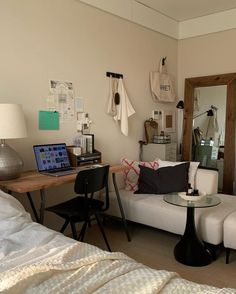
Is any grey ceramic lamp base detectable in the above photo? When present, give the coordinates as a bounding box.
[0,142,23,180]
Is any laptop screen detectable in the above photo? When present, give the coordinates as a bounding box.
[33,143,71,172]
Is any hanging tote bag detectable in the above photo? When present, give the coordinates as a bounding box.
[150,59,176,102]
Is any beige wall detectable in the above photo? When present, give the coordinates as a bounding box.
[177,29,236,97]
[0,0,178,167]
[0,0,177,228]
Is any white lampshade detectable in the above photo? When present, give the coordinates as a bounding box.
[0,104,27,139]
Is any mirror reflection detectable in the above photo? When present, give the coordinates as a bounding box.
[191,85,227,192]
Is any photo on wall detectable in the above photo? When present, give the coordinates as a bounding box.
[162,110,175,133]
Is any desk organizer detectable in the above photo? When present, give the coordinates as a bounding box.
[67,146,102,166]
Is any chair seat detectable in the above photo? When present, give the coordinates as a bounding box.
[45,165,111,251]
[46,196,104,220]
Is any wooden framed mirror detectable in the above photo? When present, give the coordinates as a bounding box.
[182,73,236,194]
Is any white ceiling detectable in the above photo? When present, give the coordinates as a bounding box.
[80,0,236,39]
[136,0,236,21]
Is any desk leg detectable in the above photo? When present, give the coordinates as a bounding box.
[112,173,131,242]
[39,189,46,224]
[26,192,40,223]
[174,207,212,266]
[8,190,40,223]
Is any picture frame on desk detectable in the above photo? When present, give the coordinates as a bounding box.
[162,110,175,133]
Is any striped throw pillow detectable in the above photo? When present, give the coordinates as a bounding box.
[121,158,159,192]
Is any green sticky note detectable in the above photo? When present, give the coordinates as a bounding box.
[39,111,59,130]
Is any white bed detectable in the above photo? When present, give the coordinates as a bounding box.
[0,189,235,294]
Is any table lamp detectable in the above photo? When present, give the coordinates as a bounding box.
[193,108,214,119]
[0,104,27,180]
[176,100,184,109]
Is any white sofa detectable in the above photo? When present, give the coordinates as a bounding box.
[223,211,236,263]
[108,168,236,246]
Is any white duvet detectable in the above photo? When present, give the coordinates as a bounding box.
[0,190,235,294]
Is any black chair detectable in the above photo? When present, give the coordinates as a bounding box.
[46,165,111,251]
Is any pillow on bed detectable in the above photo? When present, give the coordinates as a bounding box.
[121,158,159,192]
[157,159,199,189]
[135,162,190,194]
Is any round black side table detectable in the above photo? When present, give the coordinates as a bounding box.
[164,194,221,267]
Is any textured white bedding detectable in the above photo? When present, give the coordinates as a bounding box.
[0,189,235,293]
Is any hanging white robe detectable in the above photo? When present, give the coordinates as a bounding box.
[107,76,117,116]
[107,77,135,136]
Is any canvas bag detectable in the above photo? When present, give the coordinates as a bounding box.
[150,59,176,102]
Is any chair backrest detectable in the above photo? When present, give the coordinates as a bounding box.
[74,165,109,194]
[74,165,110,211]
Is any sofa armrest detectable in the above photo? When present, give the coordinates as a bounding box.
[195,168,218,195]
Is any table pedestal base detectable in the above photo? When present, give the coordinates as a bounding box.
[174,206,212,267]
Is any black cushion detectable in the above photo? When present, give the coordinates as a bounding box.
[135,162,190,194]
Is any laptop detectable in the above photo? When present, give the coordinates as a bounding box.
[33,143,79,177]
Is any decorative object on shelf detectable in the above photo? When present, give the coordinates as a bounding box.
[0,104,27,180]
[150,57,176,102]
[72,133,94,154]
[144,118,158,143]
[178,191,206,202]
[153,133,171,144]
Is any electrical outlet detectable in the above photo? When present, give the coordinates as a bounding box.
[152,110,162,120]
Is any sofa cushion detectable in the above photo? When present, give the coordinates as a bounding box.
[135,162,189,194]
[223,210,236,249]
[195,168,218,195]
[108,191,236,245]
[121,158,158,192]
[157,159,199,189]
[196,194,236,245]
[108,189,188,236]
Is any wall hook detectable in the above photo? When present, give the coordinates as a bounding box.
[106,71,123,79]
[162,57,166,66]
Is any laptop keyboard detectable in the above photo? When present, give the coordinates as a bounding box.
[54,170,77,176]
[48,167,74,173]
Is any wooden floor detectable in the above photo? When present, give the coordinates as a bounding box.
[83,219,236,289]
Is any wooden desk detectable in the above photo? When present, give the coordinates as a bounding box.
[0,164,131,241]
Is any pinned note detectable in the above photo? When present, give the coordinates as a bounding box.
[39,111,59,130]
